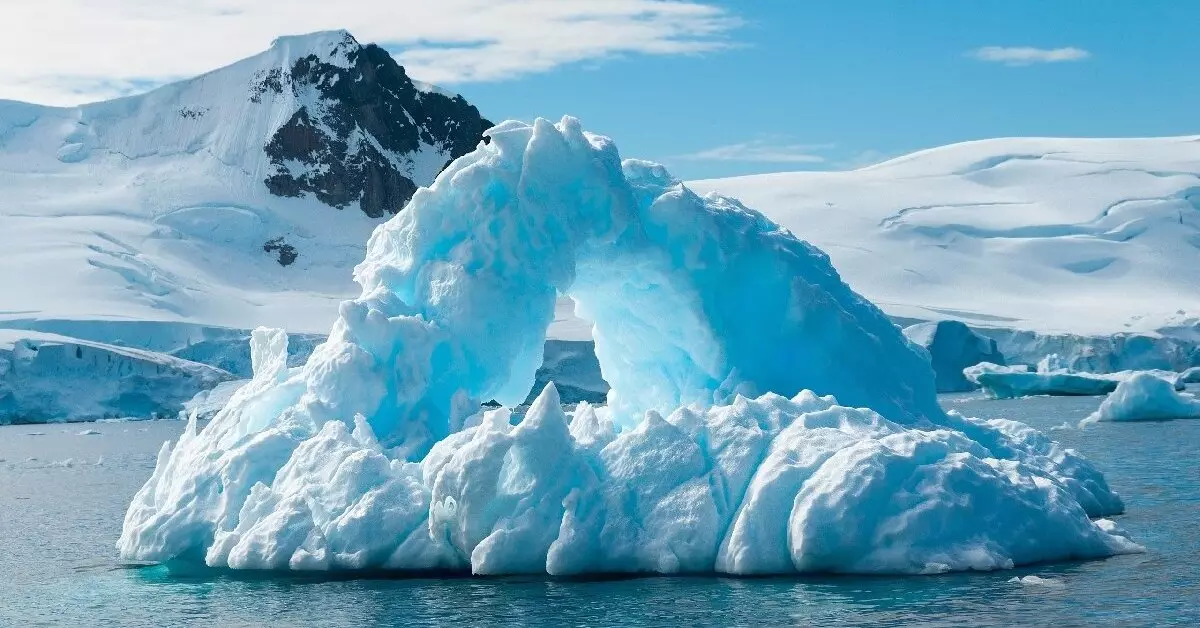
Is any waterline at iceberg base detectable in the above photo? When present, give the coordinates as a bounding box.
[118,118,1139,576]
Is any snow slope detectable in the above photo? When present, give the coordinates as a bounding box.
[0,30,490,338]
[690,136,1200,340]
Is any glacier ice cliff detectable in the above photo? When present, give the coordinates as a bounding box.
[118,118,1138,575]
[0,329,231,424]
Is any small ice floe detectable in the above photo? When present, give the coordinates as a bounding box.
[1009,575,1065,588]
[1081,372,1200,426]
[1049,422,1074,431]
[25,431,45,436]
[77,429,101,436]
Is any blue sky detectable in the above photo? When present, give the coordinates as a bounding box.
[2,1,1196,180]
[451,1,1200,179]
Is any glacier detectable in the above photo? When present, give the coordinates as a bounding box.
[118,118,1138,575]
[0,329,231,424]
[965,357,1184,399]
[1082,372,1200,424]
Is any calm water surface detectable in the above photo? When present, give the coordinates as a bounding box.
[1,393,1197,626]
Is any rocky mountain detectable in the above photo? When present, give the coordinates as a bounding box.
[0,30,492,341]
[256,32,492,218]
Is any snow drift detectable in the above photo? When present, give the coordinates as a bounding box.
[904,321,1006,392]
[1082,372,1200,424]
[118,118,1136,575]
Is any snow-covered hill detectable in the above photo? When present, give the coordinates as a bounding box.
[0,30,490,338]
[691,136,1200,338]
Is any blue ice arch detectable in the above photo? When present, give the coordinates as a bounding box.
[119,118,1138,575]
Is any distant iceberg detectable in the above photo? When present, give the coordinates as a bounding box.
[904,320,1006,392]
[118,118,1138,575]
[1082,372,1200,425]
[965,355,1184,399]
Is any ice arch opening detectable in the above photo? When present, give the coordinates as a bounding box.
[297,117,941,456]
[119,118,1137,575]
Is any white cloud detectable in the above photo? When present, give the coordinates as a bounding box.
[968,46,1091,66]
[0,0,740,105]
[678,140,833,164]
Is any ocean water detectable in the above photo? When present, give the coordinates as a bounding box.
[1,393,1197,627]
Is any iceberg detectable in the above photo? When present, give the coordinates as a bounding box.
[965,357,1184,399]
[1082,372,1200,424]
[904,320,1006,392]
[118,118,1137,575]
[0,329,231,424]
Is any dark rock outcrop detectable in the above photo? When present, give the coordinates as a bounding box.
[259,33,492,218]
[262,237,298,266]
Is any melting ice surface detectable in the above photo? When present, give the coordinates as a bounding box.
[118,118,1139,575]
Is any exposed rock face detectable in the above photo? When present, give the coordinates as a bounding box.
[262,237,297,266]
[259,33,492,218]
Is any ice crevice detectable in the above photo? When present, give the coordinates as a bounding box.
[118,117,1139,575]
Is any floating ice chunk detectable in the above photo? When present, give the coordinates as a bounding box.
[966,361,1183,399]
[1009,575,1065,588]
[118,118,1137,576]
[77,429,101,436]
[1082,372,1200,425]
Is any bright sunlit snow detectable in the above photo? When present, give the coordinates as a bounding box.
[691,137,1200,367]
[117,118,1138,576]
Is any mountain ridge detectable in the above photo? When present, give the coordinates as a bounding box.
[0,30,492,335]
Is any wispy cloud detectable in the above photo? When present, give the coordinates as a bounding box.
[967,46,1091,66]
[678,139,833,164]
[0,0,741,105]
[835,149,897,170]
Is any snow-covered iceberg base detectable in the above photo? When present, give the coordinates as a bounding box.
[120,357,1137,576]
